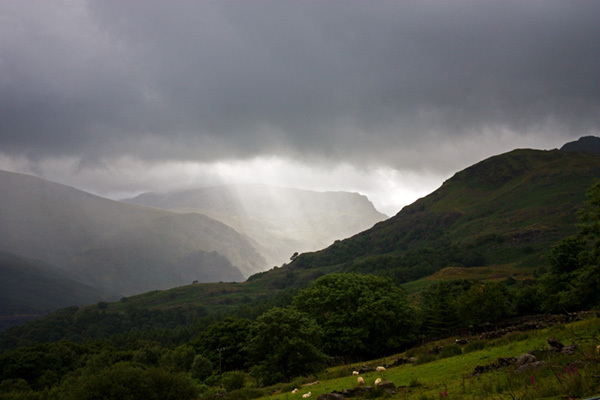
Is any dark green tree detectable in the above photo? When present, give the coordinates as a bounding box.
[221,370,246,392]
[247,307,327,386]
[420,281,462,336]
[293,273,417,358]
[161,345,195,372]
[541,180,600,312]
[456,281,510,326]
[54,362,199,400]
[190,355,213,382]
[192,317,253,372]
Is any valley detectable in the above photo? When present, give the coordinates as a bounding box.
[1,140,600,399]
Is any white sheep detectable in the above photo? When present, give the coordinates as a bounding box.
[597,344,600,354]
[357,376,364,385]
[374,378,382,385]
[352,370,359,375]
[302,392,311,398]
[376,366,386,372]
[291,388,298,394]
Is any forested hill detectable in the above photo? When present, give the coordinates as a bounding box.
[79,146,600,314]
[3,145,600,349]
[281,148,600,284]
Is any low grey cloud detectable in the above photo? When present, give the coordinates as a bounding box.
[1,0,599,212]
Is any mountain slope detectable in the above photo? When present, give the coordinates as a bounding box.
[287,148,600,281]
[125,184,387,267]
[561,135,600,155]
[0,251,104,330]
[61,146,600,316]
[4,145,600,341]
[0,170,265,298]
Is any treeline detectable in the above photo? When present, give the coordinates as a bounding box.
[0,271,595,400]
[1,181,599,399]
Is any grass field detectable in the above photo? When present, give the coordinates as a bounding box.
[252,316,600,399]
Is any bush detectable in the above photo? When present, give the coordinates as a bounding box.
[221,387,267,400]
[191,355,213,382]
[53,362,199,400]
[408,377,423,387]
[504,331,530,343]
[222,371,246,392]
[438,344,462,359]
[464,340,486,353]
[413,354,437,365]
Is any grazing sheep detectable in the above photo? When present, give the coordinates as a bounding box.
[597,344,600,354]
[357,376,364,385]
[352,370,359,375]
[302,392,311,398]
[376,366,386,372]
[374,378,382,385]
[292,388,299,394]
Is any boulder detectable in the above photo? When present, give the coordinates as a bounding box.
[547,337,564,349]
[515,353,537,366]
[377,381,396,391]
[514,361,546,374]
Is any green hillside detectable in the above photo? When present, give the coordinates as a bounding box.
[19,147,599,319]
[0,251,104,331]
[2,146,600,398]
[286,149,600,283]
[3,147,600,344]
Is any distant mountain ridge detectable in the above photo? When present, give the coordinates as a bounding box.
[49,142,600,320]
[0,250,104,330]
[0,170,266,300]
[560,135,600,155]
[3,139,600,336]
[125,184,387,267]
[285,147,600,281]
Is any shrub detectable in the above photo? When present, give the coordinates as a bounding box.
[408,377,423,387]
[222,387,267,400]
[464,340,486,353]
[413,354,437,365]
[439,344,462,359]
[222,371,246,392]
[191,355,213,382]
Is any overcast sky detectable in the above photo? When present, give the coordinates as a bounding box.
[1,1,599,215]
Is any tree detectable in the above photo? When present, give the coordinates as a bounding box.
[541,180,600,312]
[247,307,327,386]
[54,362,199,400]
[221,370,246,392]
[192,317,253,372]
[420,281,463,336]
[293,273,417,358]
[456,281,510,326]
[190,355,213,382]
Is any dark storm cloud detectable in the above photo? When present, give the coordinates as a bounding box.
[1,0,599,169]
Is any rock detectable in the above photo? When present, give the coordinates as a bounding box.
[514,361,546,374]
[377,381,396,390]
[515,353,537,366]
[497,357,516,367]
[561,345,576,355]
[547,337,564,349]
[351,386,365,395]
[455,338,468,345]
